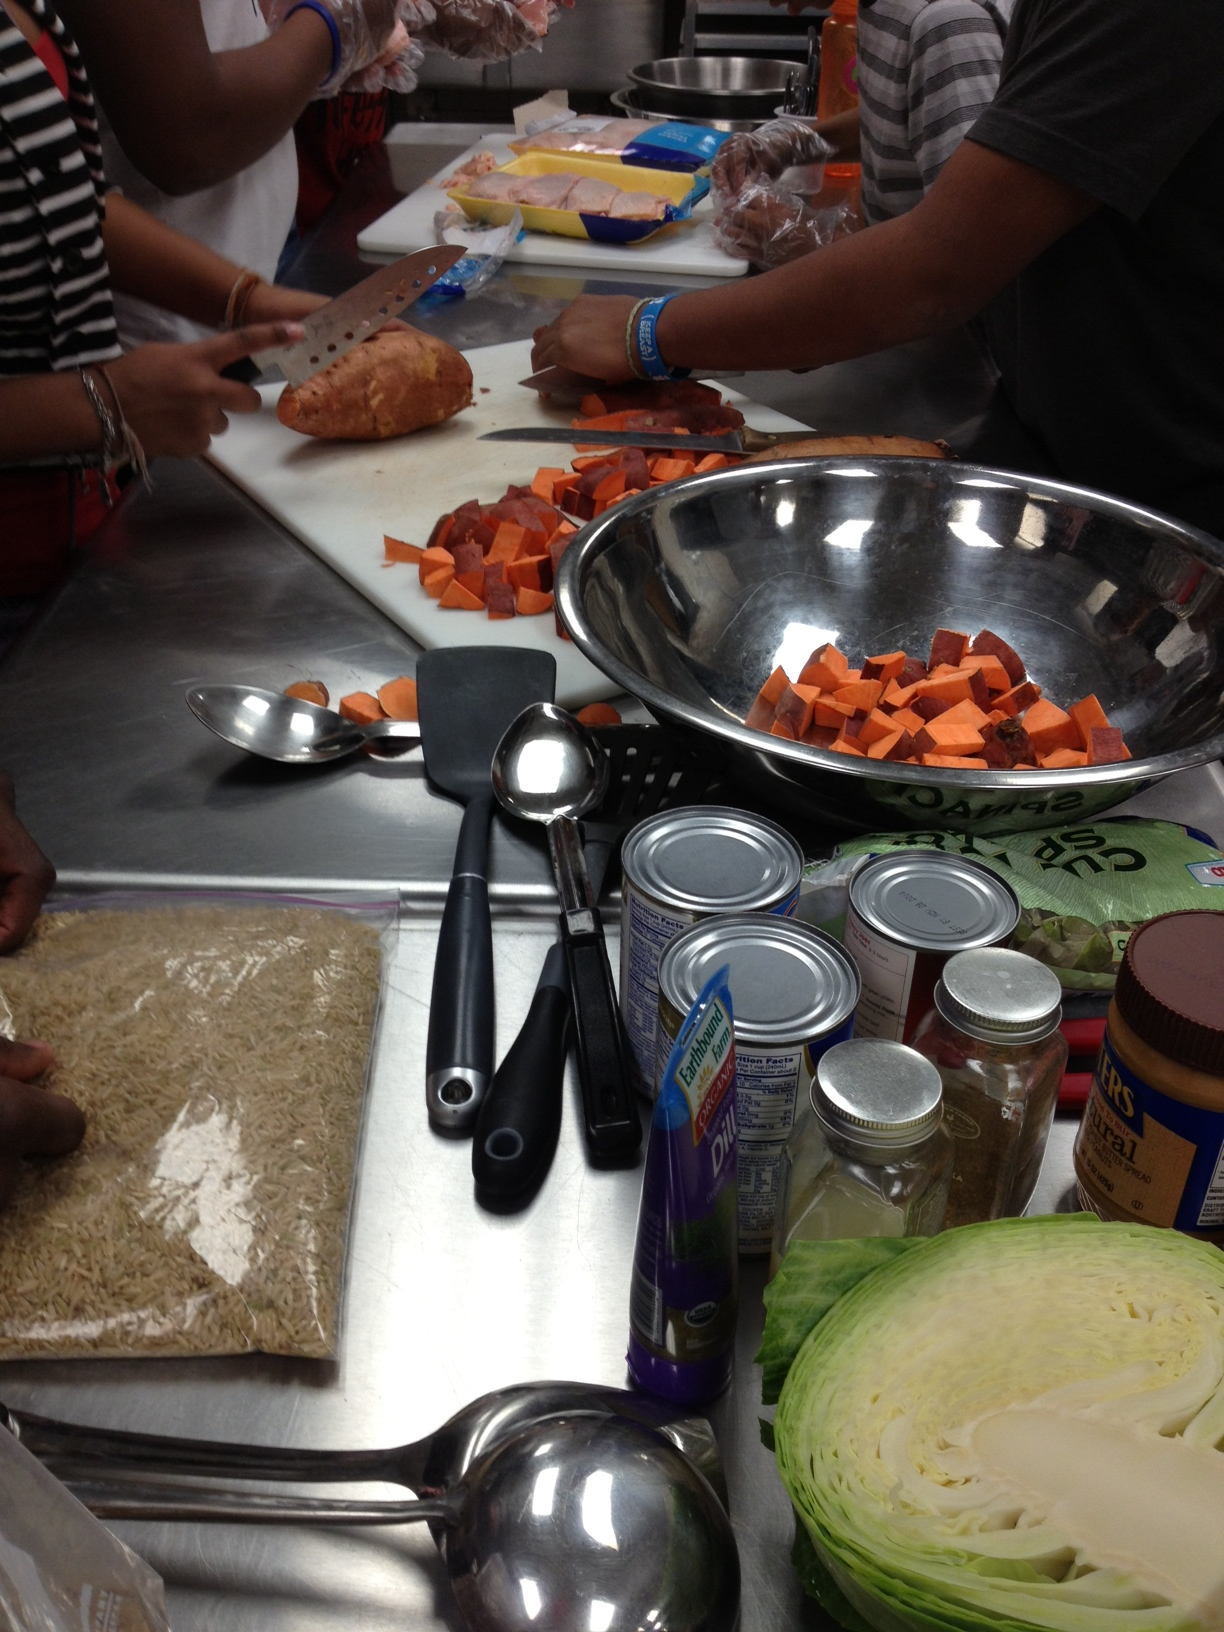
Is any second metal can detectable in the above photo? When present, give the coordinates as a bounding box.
[619,805,803,1094]
[657,913,861,1256]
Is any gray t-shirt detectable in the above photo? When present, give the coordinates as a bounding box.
[970,0,1224,532]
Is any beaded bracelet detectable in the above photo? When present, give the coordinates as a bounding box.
[285,0,342,85]
[632,294,690,382]
[624,299,650,381]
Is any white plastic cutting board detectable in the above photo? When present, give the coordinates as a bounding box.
[356,133,749,280]
[205,339,810,707]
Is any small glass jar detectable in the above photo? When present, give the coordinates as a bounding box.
[771,1039,954,1277]
[910,947,1067,1229]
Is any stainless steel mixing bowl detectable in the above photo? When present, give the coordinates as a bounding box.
[629,56,798,119]
[554,459,1224,833]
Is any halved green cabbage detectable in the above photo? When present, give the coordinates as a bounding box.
[773,1216,1224,1632]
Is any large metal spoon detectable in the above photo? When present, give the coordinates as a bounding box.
[62,1415,741,1632]
[186,684,420,764]
[492,704,641,1164]
[2,1380,725,1511]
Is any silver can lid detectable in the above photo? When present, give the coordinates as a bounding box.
[621,805,802,916]
[658,913,860,1046]
[935,947,1063,1044]
[814,1039,944,1147]
[848,850,1020,953]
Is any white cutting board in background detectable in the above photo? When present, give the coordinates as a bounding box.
[206,339,811,707]
[357,133,749,281]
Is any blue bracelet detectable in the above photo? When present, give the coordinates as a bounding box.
[286,0,342,86]
[633,294,691,382]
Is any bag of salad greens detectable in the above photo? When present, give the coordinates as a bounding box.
[798,817,1224,991]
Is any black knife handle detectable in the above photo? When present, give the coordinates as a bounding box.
[426,794,494,1136]
[473,943,570,1202]
[563,921,642,1164]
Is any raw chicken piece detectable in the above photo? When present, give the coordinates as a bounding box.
[443,151,497,188]
[516,171,581,208]
[609,190,669,220]
[567,177,621,214]
[516,0,551,34]
[463,173,531,201]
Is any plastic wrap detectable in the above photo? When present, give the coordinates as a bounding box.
[262,0,398,92]
[0,1427,169,1632]
[423,207,523,305]
[0,892,392,1361]
[413,0,564,61]
[342,16,424,93]
[711,115,847,268]
[511,116,729,174]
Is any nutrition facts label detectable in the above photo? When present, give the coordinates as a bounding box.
[621,888,691,1092]
[738,1142,786,1255]
[735,1044,806,1140]
[1197,1140,1224,1227]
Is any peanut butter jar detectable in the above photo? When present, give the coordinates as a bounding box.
[1074,910,1224,1238]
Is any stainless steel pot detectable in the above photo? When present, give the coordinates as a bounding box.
[629,56,798,120]
[610,86,764,135]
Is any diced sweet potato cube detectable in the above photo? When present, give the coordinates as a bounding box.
[929,629,970,669]
[922,754,989,769]
[861,651,907,684]
[911,694,955,721]
[451,540,485,577]
[531,468,565,504]
[993,680,1042,717]
[802,722,839,748]
[938,699,991,731]
[801,644,849,693]
[438,578,484,611]
[833,678,885,714]
[486,578,516,618]
[338,692,385,725]
[1022,698,1080,756]
[961,653,1011,692]
[1069,693,1111,750]
[917,669,977,706]
[883,728,916,762]
[516,587,555,616]
[419,545,454,584]
[857,707,899,747]
[384,535,423,564]
[422,565,454,598]
[913,720,986,758]
[426,512,455,552]
[966,667,991,711]
[454,570,486,599]
[841,714,865,739]
[1039,748,1089,769]
[889,706,926,736]
[746,697,775,732]
[811,697,857,728]
[865,729,903,760]
[773,683,821,739]
[980,718,1034,768]
[770,719,796,739]
[829,735,866,756]
[882,680,924,710]
[508,554,552,594]
[1088,726,1131,764]
[897,656,928,688]
[693,452,731,473]
[971,629,1026,685]
[757,666,791,708]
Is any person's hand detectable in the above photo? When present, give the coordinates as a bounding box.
[263,0,398,87]
[531,294,640,383]
[104,323,305,458]
[714,187,843,267]
[712,116,831,201]
[341,17,424,91]
[0,1038,85,1207]
[0,773,53,955]
[416,0,543,61]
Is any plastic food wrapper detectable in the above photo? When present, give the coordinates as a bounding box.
[0,1425,169,1632]
[449,154,709,245]
[627,966,739,1405]
[262,0,397,92]
[423,207,523,305]
[798,819,1224,992]
[411,0,566,62]
[0,892,392,1361]
[342,16,424,93]
[511,114,730,174]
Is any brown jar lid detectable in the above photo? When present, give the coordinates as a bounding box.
[1116,911,1224,1075]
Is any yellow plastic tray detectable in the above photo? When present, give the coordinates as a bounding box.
[448,152,705,244]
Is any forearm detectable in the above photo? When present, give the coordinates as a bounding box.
[815,106,860,161]
[101,194,242,327]
[59,1,331,194]
[0,374,102,464]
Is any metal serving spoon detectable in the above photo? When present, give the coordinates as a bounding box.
[2,1380,725,1510]
[492,704,641,1164]
[186,683,421,764]
[62,1415,741,1632]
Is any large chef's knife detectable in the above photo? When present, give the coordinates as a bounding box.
[251,245,466,387]
[480,424,821,455]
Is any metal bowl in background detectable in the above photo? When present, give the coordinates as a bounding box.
[610,86,764,135]
[555,459,1224,834]
[629,56,798,120]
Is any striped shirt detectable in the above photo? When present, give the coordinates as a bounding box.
[858,0,1014,224]
[0,0,118,379]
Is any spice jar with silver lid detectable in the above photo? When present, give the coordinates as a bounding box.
[909,947,1067,1228]
[771,1039,953,1276]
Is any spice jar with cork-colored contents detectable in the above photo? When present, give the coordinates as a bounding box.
[909,948,1066,1228]
[1074,910,1224,1238]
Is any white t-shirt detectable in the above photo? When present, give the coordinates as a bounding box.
[99,0,299,347]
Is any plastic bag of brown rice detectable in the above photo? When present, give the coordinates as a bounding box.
[0,893,389,1361]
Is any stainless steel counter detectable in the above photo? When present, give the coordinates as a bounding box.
[1,146,1221,1632]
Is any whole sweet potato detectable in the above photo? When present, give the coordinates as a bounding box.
[277,328,474,441]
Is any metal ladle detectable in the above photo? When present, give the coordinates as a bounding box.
[49,1415,742,1632]
[492,704,641,1163]
[186,684,421,764]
